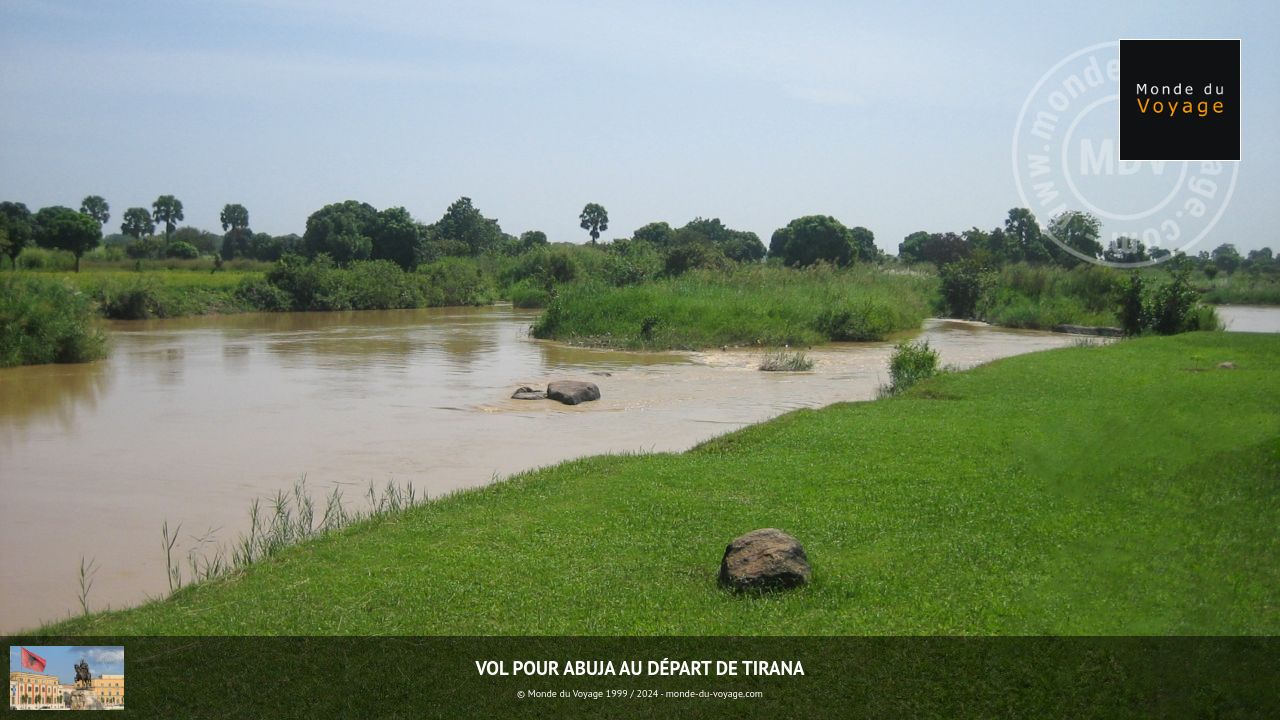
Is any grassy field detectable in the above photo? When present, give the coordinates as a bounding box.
[36,331,1279,635]
[533,264,937,349]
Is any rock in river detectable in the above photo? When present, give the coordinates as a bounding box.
[718,528,811,592]
[511,386,547,400]
[546,380,601,405]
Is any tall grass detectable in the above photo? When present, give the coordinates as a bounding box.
[759,349,814,371]
[533,263,936,349]
[0,275,107,366]
[160,478,426,594]
[1199,274,1280,305]
[977,263,1123,329]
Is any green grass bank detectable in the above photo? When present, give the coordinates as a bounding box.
[533,264,937,349]
[37,331,1279,635]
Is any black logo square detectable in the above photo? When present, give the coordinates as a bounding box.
[1119,39,1240,161]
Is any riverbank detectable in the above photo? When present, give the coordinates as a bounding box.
[34,331,1279,635]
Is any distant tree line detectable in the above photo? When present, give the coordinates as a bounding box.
[4,193,1274,282]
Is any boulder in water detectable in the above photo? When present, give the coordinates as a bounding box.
[546,380,601,405]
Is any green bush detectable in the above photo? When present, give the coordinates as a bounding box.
[419,257,495,306]
[0,275,107,366]
[94,275,163,319]
[887,340,940,395]
[939,260,991,319]
[16,247,76,271]
[235,277,292,312]
[813,300,897,341]
[509,278,551,308]
[165,240,200,259]
[265,254,350,311]
[1148,264,1214,335]
[345,260,427,310]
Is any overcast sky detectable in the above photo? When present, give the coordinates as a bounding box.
[2,0,1276,252]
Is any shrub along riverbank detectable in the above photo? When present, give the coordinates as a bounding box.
[0,275,107,367]
[35,332,1278,635]
[532,264,937,349]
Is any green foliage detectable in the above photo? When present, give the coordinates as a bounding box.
[579,202,609,244]
[0,275,106,366]
[1,201,35,268]
[152,195,184,239]
[662,234,730,276]
[234,276,292,312]
[898,231,969,267]
[1119,272,1145,336]
[509,278,551,308]
[370,206,425,270]
[34,205,102,271]
[433,197,505,256]
[813,299,898,341]
[1148,262,1215,335]
[632,221,674,248]
[886,339,940,395]
[80,195,110,226]
[976,263,1122,329]
[419,257,496,306]
[165,240,200,259]
[125,236,166,260]
[93,275,164,319]
[303,200,377,264]
[938,260,992,319]
[518,230,548,252]
[16,246,77,270]
[770,215,860,267]
[120,207,155,239]
[533,264,934,349]
[1046,211,1103,265]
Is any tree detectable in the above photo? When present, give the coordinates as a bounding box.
[34,205,101,272]
[152,195,184,240]
[518,230,548,253]
[1046,211,1103,265]
[121,207,155,239]
[898,230,970,267]
[1211,243,1242,275]
[370,206,424,270]
[632,221,674,248]
[80,195,110,227]
[0,201,33,269]
[432,197,504,256]
[220,203,252,260]
[579,203,609,245]
[1002,208,1050,264]
[304,200,377,263]
[681,217,765,262]
[1246,247,1273,264]
[770,215,858,267]
[849,226,878,262]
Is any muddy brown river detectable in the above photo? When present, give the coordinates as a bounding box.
[0,306,1139,631]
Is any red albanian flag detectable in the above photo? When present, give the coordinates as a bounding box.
[21,647,47,672]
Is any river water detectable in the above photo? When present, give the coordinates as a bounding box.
[4,305,1272,632]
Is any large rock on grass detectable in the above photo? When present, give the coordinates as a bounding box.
[546,380,601,405]
[718,528,810,592]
